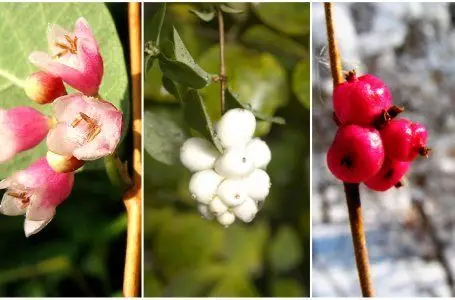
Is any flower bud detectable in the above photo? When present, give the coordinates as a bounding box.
[24,71,66,104]
[46,151,85,173]
[0,107,50,163]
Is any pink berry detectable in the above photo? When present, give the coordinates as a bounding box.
[327,125,385,183]
[364,159,410,192]
[333,72,392,126]
[380,118,429,162]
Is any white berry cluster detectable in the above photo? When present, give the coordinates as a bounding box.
[180,108,272,227]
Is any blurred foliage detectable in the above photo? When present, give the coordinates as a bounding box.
[144,2,310,297]
[0,3,130,296]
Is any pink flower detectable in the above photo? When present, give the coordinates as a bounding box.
[46,94,122,161]
[0,107,50,163]
[0,157,74,237]
[29,17,103,96]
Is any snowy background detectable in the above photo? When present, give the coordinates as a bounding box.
[312,3,455,297]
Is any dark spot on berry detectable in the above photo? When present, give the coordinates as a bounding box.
[384,169,394,179]
[394,181,404,189]
[242,157,246,163]
[341,155,353,168]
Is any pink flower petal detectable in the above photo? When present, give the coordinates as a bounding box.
[0,192,27,216]
[47,123,83,156]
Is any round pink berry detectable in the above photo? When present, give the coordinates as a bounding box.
[380,118,429,162]
[364,159,410,192]
[333,72,392,126]
[327,125,385,183]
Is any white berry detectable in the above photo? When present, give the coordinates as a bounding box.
[189,170,223,204]
[246,138,271,169]
[180,137,219,172]
[233,197,258,223]
[217,211,236,227]
[217,178,248,206]
[216,108,256,148]
[245,169,271,201]
[214,146,254,178]
[198,204,214,220]
[209,196,228,215]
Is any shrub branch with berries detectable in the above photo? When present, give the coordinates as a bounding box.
[327,70,430,191]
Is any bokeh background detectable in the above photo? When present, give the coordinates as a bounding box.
[0,3,131,296]
[313,2,455,297]
[144,3,310,297]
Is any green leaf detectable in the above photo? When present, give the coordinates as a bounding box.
[253,3,310,36]
[199,44,289,136]
[271,278,305,297]
[144,106,188,165]
[219,4,244,14]
[292,58,310,109]
[0,3,129,178]
[144,62,177,103]
[190,8,216,22]
[241,25,307,63]
[165,265,224,296]
[209,273,258,297]
[183,89,223,152]
[225,89,285,125]
[159,54,209,89]
[268,226,302,273]
[162,76,187,104]
[149,3,166,45]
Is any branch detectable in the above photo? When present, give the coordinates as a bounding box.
[217,7,226,115]
[123,2,142,297]
[324,3,374,296]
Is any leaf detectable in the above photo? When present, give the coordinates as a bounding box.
[253,3,310,36]
[268,226,302,273]
[165,265,224,296]
[199,44,289,136]
[271,278,305,297]
[292,58,310,109]
[219,4,244,14]
[162,76,187,104]
[183,89,223,152]
[0,3,129,178]
[149,3,166,45]
[190,8,216,22]
[209,272,258,297]
[144,62,177,103]
[241,25,307,64]
[144,106,188,165]
[225,89,285,125]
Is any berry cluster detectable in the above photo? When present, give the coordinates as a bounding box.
[327,71,430,191]
[180,108,271,227]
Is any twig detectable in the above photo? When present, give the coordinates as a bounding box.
[217,7,226,115]
[123,2,142,297]
[413,199,455,296]
[324,3,374,296]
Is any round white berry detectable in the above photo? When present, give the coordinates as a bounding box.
[180,137,219,172]
[217,178,248,206]
[246,138,271,169]
[189,170,223,204]
[233,197,258,223]
[209,196,229,215]
[198,204,214,220]
[245,169,271,201]
[216,108,256,148]
[217,211,236,227]
[214,146,254,178]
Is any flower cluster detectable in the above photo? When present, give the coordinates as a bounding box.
[327,71,430,191]
[0,18,122,236]
[180,108,272,227]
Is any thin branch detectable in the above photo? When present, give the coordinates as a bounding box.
[123,2,142,297]
[324,3,374,297]
[217,8,226,115]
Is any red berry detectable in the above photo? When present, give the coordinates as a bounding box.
[333,72,392,126]
[364,159,410,191]
[380,118,429,162]
[327,125,385,183]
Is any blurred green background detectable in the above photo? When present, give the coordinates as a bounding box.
[144,3,310,297]
[0,3,131,297]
